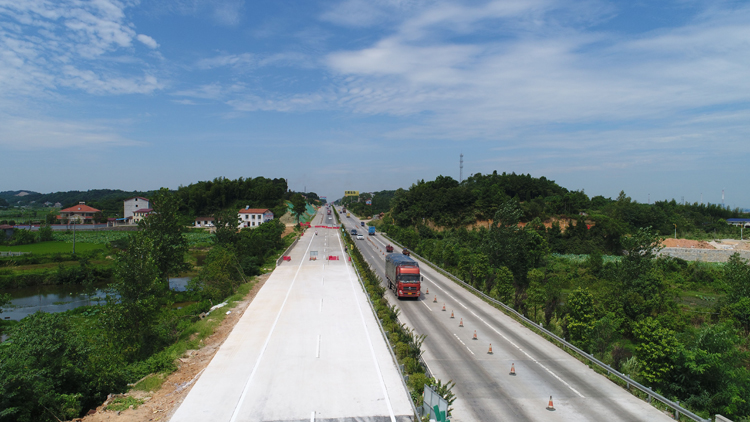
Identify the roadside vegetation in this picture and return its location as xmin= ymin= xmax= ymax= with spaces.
xmin=377 ymin=173 xmax=750 ymax=420
xmin=0 ymin=188 xmax=296 ymax=422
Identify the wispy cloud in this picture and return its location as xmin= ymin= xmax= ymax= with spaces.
xmin=144 ymin=0 xmax=245 ymax=26
xmin=0 ymin=0 xmax=163 ymax=100
xmin=320 ymin=0 xmax=750 ymax=154
xmin=0 ymin=114 xmax=143 ymax=149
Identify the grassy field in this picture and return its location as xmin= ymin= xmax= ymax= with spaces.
xmin=0 ymin=241 xmax=105 ymax=254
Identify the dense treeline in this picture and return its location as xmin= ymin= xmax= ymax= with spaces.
xmin=0 ymin=189 xmax=290 ymax=421
xmin=175 ymin=176 xmax=288 ymax=220
xmin=377 ymin=172 xmax=750 ymax=419
xmin=339 ymin=190 xmax=395 ymax=217
xmin=388 ymin=172 xmax=743 ymax=239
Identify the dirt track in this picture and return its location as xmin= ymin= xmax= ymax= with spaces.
xmin=69 ymin=273 xmax=270 ymax=422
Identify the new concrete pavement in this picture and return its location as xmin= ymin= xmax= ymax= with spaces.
xmin=340 ymin=209 xmax=674 ymax=422
xmin=170 ymin=210 xmax=413 ymax=422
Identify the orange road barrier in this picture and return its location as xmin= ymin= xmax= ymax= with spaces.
xmin=459 ymin=318 xmax=464 ymax=327
xmin=510 ymin=363 xmax=516 ymax=375
xmin=450 ymin=311 xmax=454 ymax=318
xmin=488 ymin=344 xmax=493 ymax=354
xmin=472 ymin=330 xmax=478 ymax=340
xmin=546 ymin=396 xmax=555 ymax=411
xmin=442 ymin=304 xmax=446 ymax=311
xmin=433 ymin=295 xmax=437 ymax=303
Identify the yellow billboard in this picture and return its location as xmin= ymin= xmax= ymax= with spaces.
xmin=344 ymin=190 xmax=359 ymax=197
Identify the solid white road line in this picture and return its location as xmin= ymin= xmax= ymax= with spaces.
xmin=228 ymin=233 xmax=316 ymax=422
xmin=337 ymin=229 xmax=397 ymax=422
xmin=421 ymin=300 xmax=433 ymax=312
xmin=422 ymin=273 xmax=585 ymax=398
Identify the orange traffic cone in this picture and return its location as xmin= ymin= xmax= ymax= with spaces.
xmin=472 ymin=330 xmax=478 ymax=340
xmin=546 ymin=396 xmax=555 ymax=411
xmin=433 ymin=295 xmax=437 ymax=303
xmin=450 ymin=310 xmax=454 ymax=318
xmin=509 ymin=363 xmax=516 ymax=375
xmin=459 ymin=318 xmax=464 ymax=327
xmin=442 ymin=304 xmax=446 ymax=311
xmin=426 ymin=288 xmax=429 ymax=295
xmin=487 ymin=344 xmax=493 ymax=354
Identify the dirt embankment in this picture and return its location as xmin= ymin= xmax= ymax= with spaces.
xmin=660 ymin=238 xmax=715 ymax=249
xmin=69 ymin=273 xmax=270 ymax=422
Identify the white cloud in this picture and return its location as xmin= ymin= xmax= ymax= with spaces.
xmin=144 ymin=0 xmax=244 ymax=26
xmin=136 ymin=34 xmax=159 ymax=49
xmin=0 ymin=114 xmax=143 ymax=149
xmin=0 ymin=0 xmax=163 ymax=100
xmin=321 ymin=0 xmax=750 ymax=149
xmin=195 ymin=53 xmax=254 ymax=70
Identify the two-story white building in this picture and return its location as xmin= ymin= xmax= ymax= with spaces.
xmin=124 ymin=197 xmax=151 ymax=221
xmin=238 ymin=208 xmax=274 ymax=228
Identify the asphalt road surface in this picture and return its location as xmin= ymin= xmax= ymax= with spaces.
xmin=339 ymin=209 xmax=673 ymax=422
xmin=170 ymin=210 xmax=413 ymax=422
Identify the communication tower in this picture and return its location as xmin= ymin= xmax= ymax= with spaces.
xmin=459 ymin=153 xmax=464 ymax=183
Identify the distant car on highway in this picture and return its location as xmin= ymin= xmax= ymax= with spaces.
xmin=356 ymin=234 xmax=364 ymax=240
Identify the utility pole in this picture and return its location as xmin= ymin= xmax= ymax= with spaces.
xmin=459 ymin=153 xmax=464 ymax=183
xmin=72 ymin=220 xmax=76 ymax=255
xmin=674 ymin=223 xmax=677 ymax=239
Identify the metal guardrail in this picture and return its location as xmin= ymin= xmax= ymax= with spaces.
xmin=346 ymin=237 xmax=419 ymax=420
xmin=380 ymin=233 xmax=711 ymax=422
xmin=275 ymin=235 xmax=300 ymax=267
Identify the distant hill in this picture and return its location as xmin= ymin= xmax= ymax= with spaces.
xmin=0 ymin=189 xmax=154 ymax=215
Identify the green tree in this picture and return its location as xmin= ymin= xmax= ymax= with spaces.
xmin=38 ymin=224 xmax=54 ymax=242
xmin=489 ymin=267 xmax=514 ymax=304
xmin=612 ymin=227 xmax=671 ymax=326
xmin=633 ymin=317 xmax=681 ymax=385
xmin=291 ymin=194 xmax=306 ymax=224
xmin=566 ymin=287 xmax=596 ymax=346
xmin=105 ymin=233 xmax=164 ymax=359
xmin=589 ymin=313 xmax=621 ymax=356
xmin=138 ymin=188 xmax=189 ymax=284
xmin=0 ymin=313 xmax=91 ymax=422
xmin=214 ymin=208 xmax=240 ymax=247
xmin=723 ymin=253 xmax=750 ymax=304
xmin=189 ymin=246 xmax=244 ymax=302
xmin=484 ymin=200 xmax=549 ymax=309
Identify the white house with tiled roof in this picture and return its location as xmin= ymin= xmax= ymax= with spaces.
xmin=237 ymin=207 xmax=274 ymax=228
xmin=58 ymin=202 xmax=100 ymax=223
xmin=124 ymin=197 xmax=150 ymax=220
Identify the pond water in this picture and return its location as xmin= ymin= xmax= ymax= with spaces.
xmin=0 ymin=277 xmax=192 ymax=321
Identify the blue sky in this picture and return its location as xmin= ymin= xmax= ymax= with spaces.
xmin=1 ymin=0 xmax=748 ymax=208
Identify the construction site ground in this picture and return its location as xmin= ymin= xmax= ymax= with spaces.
xmin=68 ymin=273 xmax=271 ymax=422
xmin=661 ymin=238 xmax=750 ymax=251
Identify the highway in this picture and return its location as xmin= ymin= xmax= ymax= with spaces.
xmin=339 ymin=208 xmax=673 ymax=422
xmin=170 ymin=209 xmax=413 ymax=422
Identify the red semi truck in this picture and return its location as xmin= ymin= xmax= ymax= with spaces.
xmin=385 ymin=254 xmax=421 ymax=299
